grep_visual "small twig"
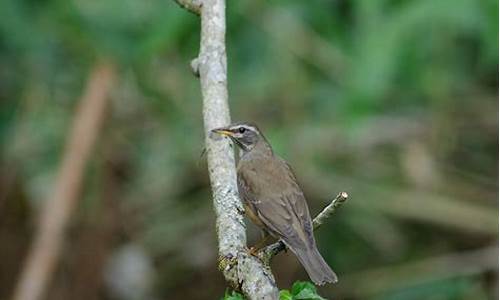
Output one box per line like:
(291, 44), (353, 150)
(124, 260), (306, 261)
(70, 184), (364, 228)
(190, 57), (200, 77)
(313, 191), (348, 229)
(259, 191), (349, 263)
(173, 0), (202, 15)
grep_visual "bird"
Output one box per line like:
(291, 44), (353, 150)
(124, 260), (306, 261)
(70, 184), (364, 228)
(211, 122), (337, 285)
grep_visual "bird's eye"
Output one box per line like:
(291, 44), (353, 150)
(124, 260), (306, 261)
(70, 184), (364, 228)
(238, 127), (246, 133)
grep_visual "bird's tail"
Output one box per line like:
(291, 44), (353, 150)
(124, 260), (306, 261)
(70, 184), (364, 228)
(292, 245), (338, 285)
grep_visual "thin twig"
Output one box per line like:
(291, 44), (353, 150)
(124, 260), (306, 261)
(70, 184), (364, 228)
(313, 191), (349, 229)
(12, 61), (116, 300)
(259, 192), (349, 263)
(173, 0), (202, 15)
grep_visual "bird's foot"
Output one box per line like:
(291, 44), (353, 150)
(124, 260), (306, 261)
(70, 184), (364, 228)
(247, 235), (272, 257)
(248, 246), (259, 257)
(237, 206), (245, 215)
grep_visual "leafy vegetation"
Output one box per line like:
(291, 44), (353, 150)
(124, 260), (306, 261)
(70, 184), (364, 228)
(221, 290), (245, 300)
(222, 281), (327, 300)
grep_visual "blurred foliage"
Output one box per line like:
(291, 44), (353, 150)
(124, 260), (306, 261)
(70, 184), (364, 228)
(0, 0), (497, 299)
(280, 281), (327, 300)
(223, 281), (327, 300)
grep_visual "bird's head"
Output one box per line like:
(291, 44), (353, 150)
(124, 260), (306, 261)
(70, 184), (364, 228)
(211, 122), (264, 152)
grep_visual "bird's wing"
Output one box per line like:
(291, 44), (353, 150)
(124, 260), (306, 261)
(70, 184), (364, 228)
(237, 157), (315, 249)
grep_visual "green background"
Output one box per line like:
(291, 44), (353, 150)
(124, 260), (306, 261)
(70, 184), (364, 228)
(0, 0), (498, 299)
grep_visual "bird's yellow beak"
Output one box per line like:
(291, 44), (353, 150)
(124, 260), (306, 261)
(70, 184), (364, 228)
(211, 128), (234, 137)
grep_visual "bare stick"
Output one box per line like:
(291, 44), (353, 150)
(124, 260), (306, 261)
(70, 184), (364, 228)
(173, 0), (202, 15)
(174, 0), (280, 298)
(259, 192), (349, 263)
(313, 191), (349, 229)
(12, 61), (116, 300)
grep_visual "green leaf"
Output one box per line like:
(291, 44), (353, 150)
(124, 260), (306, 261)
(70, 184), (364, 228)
(290, 281), (327, 300)
(290, 281), (315, 296)
(221, 289), (245, 300)
(294, 289), (326, 300)
(279, 289), (293, 300)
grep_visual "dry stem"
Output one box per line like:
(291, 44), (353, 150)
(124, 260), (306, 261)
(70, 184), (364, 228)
(12, 61), (116, 300)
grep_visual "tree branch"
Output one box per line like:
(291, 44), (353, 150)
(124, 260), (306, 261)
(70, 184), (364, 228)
(12, 61), (116, 300)
(259, 192), (349, 264)
(173, 0), (202, 15)
(313, 191), (349, 229)
(174, 0), (280, 299)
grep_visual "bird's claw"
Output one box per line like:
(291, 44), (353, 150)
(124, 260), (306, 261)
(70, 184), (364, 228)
(247, 246), (259, 257)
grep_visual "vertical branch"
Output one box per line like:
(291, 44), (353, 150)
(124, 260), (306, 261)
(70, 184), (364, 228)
(175, 0), (280, 298)
(12, 61), (116, 300)
(199, 0), (241, 259)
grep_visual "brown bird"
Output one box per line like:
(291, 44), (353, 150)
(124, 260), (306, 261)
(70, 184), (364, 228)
(212, 122), (337, 285)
